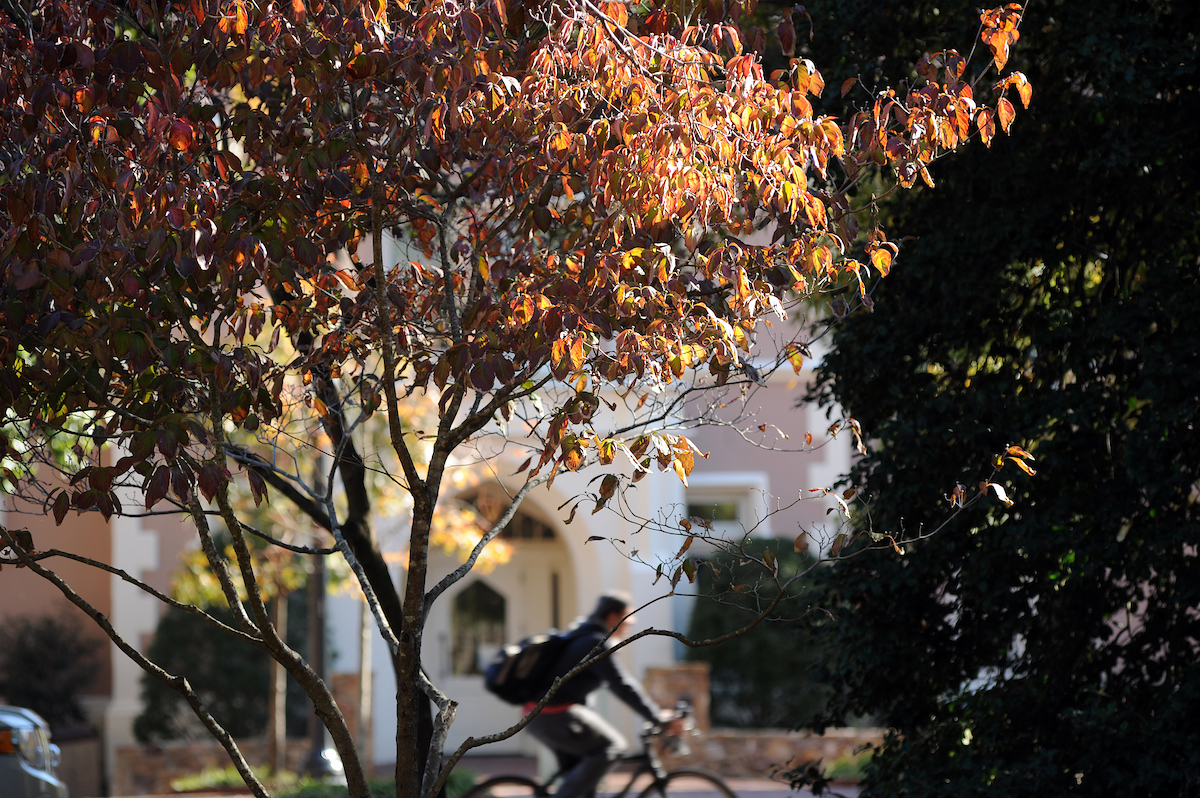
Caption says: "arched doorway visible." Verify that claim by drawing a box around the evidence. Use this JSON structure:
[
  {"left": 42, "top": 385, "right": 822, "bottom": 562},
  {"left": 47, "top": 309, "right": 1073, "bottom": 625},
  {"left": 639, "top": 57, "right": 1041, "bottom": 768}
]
[{"left": 428, "top": 483, "right": 578, "bottom": 752}]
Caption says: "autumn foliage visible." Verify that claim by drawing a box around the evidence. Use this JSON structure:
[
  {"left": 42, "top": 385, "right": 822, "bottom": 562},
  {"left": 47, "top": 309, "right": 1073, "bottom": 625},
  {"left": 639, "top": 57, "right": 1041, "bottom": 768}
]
[{"left": 0, "top": 0, "right": 1029, "bottom": 795}]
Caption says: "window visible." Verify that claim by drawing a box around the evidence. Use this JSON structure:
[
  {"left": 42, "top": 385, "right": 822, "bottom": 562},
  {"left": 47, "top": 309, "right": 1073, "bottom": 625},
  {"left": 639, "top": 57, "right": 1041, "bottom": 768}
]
[
  {"left": 461, "top": 487, "right": 556, "bottom": 540},
  {"left": 687, "top": 501, "right": 740, "bottom": 523},
  {"left": 451, "top": 581, "right": 506, "bottom": 675},
  {"left": 497, "top": 513, "right": 555, "bottom": 540}
]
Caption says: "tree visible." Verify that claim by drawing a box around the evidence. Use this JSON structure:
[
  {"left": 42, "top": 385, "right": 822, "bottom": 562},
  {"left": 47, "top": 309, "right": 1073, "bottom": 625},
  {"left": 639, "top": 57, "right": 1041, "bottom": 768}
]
[
  {"left": 0, "top": 0, "right": 1032, "bottom": 797},
  {"left": 805, "top": 1, "right": 1200, "bottom": 795},
  {"left": 0, "top": 612, "right": 101, "bottom": 732}
]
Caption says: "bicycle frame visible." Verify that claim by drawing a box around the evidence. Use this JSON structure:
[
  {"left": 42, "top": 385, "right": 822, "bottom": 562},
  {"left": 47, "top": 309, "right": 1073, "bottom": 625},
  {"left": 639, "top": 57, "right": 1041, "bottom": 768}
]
[{"left": 539, "top": 731, "right": 671, "bottom": 798}]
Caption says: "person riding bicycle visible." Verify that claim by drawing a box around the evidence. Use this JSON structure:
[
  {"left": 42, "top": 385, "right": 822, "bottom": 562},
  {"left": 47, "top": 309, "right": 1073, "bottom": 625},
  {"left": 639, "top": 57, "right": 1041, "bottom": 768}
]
[{"left": 525, "top": 592, "right": 678, "bottom": 798}]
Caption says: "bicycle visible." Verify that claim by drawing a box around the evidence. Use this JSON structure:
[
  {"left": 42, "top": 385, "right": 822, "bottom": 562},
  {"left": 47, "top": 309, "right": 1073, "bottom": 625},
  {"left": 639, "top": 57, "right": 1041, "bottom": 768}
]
[{"left": 462, "top": 713, "right": 738, "bottom": 798}]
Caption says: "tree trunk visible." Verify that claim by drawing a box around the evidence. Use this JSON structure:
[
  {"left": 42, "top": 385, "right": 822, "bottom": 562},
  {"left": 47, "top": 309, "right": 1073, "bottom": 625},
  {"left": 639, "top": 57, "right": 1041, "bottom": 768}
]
[
  {"left": 267, "top": 594, "right": 288, "bottom": 776},
  {"left": 359, "top": 599, "right": 373, "bottom": 766}
]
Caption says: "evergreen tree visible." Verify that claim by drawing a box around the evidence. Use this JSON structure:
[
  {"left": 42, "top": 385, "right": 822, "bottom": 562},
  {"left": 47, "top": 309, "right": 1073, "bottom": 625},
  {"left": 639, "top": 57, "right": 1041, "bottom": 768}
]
[
  {"left": 0, "top": 614, "right": 100, "bottom": 731},
  {"left": 135, "top": 597, "right": 310, "bottom": 743},
  {"left": 686, "top": 540, "right": 830, "bottom": 728},
  {"left": 807, "top": 1, "right": 1200, "bottom": 794}
]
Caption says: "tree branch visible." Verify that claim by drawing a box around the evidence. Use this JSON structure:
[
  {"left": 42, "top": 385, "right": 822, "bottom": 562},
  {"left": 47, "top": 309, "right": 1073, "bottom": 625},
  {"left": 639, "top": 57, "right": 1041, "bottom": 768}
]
[{"left": 0, "top": 527, "right": 273, "bottom": 798}]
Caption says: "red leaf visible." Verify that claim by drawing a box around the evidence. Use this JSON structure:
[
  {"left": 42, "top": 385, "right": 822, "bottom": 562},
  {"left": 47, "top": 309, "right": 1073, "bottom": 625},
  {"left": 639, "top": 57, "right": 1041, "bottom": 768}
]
[
  {"left": 146, "top": 467, "right": 170, "bottom": 509},
  {"left": 461, "top": 9, "right": 484, "bottom": 46},
  {"left": 52, "top": 492, "right": 70, "bottom": 525},
  {"left": 247, "top": 469, "right": 268, "bottom": 506},
  {"left": 777, "top": 16, "right": 796, "bottom": 57},
  {"left": 169, "top": 120, "right": 195, "bottom": 151},
  {"left": 198, "top": 464, "right": 222, "bottom": 502}
]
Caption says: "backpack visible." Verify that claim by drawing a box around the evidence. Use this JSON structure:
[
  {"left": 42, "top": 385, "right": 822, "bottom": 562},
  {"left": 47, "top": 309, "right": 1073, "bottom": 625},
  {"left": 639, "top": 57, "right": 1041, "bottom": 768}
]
[{"left": 483, "top": 629, "right": 580, "bottom": 705}]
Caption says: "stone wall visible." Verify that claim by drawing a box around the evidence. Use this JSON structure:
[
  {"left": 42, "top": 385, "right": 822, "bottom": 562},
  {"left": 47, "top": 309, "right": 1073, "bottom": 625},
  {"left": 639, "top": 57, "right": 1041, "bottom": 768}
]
[
  {"left": 661, "top": 728, "right": 884, "bottom": 778},
  {"left": 645, "top": 662, "right": 881, "bottom": 779},
  {"left": 112, "top": 672, "right": 366, "bottom": 795},
  {"left": 113, "top": 739, "right": 311, "bottom": 796}
]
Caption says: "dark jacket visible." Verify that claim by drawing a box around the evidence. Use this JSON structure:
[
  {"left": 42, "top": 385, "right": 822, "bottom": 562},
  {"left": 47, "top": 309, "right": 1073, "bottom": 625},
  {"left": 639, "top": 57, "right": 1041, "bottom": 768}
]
[{"left": 542, "top": 619, "right": 661, "bottom": 723}]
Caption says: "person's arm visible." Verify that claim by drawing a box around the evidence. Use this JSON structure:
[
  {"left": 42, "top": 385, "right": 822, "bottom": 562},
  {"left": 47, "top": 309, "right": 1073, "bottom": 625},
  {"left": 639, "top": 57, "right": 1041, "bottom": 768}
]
[{"left": 594, "top": 648, "right": 663, "bottom": 723}]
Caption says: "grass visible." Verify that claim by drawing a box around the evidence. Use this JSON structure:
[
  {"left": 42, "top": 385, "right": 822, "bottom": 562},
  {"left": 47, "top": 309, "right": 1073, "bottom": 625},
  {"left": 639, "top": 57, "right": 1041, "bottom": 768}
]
[{"left": 171, "top": 765, "right": 477, "bottom": 797}]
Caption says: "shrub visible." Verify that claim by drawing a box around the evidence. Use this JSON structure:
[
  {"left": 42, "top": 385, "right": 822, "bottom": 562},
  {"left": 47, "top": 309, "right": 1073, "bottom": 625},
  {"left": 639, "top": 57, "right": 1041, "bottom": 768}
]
[{"left": 0, "top": 612, "right": 101, "bottom": 731}]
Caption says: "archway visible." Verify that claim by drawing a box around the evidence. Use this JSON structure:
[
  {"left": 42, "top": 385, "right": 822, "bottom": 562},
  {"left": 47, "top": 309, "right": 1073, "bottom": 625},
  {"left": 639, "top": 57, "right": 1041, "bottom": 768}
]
[{"left": 428, "top": 482, "right": 579, "bottom": 752}]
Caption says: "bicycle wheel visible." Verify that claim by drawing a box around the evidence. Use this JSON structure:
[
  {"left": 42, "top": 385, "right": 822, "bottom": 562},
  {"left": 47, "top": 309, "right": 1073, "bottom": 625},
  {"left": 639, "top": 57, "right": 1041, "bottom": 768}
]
[
  {"left": 636, "top": 770, "right": 738, "bottom": 798},
  {"left": 463, "top": 776, "right": 548, "bottom": 798}
]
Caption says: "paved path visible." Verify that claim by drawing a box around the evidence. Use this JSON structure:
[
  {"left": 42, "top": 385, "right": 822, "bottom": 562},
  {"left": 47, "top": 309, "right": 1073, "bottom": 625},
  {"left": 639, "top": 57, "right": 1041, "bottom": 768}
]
[{"left": 113, "top": 756, "right": 860, "bottom": 798}]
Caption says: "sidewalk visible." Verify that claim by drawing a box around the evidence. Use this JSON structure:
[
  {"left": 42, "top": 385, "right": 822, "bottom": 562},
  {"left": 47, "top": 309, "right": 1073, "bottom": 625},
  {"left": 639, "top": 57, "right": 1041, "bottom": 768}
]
[
  {"left": 113, "top": 755, "right": 858, "bottom": 798},
  {"left": 462, "top": 755, "right": 858, "bottom": 798}
]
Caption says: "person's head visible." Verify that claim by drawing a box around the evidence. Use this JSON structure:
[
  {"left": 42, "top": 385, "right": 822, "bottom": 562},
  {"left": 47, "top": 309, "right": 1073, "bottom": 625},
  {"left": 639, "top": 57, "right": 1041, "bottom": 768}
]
[{"left": 589, "top": 591, "right": 635, "bottom": 635}]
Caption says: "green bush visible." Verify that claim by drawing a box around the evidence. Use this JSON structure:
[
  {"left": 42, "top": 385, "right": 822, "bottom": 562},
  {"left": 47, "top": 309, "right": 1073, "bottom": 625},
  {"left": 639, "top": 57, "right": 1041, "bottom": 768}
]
[
  {"left": 825, "top": 749, "right": 873, "bottom": 782},
  {"left": 0, "top": 613, "right": 101, "bottom": 731},
  {"left": 135, "top": 597, "right": 309, "bottom": 742},
  {"left": 685, "top": 539, "right": 831, "bottom": 728}
]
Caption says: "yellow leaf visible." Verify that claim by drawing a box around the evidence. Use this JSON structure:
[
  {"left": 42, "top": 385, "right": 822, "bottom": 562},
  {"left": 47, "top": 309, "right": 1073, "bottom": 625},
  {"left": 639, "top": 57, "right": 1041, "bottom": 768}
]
[{"left": 868, "top": 243, "right": 893, "bottom": 277}]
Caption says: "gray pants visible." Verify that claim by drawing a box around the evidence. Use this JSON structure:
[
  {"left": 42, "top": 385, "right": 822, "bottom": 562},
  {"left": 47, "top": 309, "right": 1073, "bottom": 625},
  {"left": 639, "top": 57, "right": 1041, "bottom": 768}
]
[{"left": 526, "top": 705, "right": 628, "bottom": 798}]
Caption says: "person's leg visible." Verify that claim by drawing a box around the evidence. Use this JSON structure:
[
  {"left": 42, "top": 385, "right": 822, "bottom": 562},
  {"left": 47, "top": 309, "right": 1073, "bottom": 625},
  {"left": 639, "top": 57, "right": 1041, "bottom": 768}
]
[{"left": 526, "top": 706, "right": 627, "bottom": 798}]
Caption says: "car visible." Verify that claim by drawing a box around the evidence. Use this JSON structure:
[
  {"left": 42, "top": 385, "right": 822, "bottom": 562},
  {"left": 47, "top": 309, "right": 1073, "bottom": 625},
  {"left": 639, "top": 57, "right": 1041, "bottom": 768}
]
[{"left": 0, "top": 706, "right": 68, "bottom": 798}]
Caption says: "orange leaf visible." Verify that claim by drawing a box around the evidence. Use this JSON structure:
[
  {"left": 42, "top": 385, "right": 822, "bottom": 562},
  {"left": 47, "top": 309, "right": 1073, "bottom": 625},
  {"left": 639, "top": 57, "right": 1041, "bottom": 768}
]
[
  {"left": 672, "top": 458, "right": 689, "bottom": 487},
  {"left": 1006, "top": 444, "right": 1034, "bottom": 460},
  {"left": 169, "top": 120, "right": 195, "bottom": 151},
  {"left": 868, "top": 243, "right": 893, "bottom": 277},
  {"left": 569, "top": 337, "right": 585, "bottom": 371},
  {"left": 1015, "top": 73, "right": 1033, "bottom": 107},
  {"left": 976, "top": 108, "right": 995, "bottom": 147},
  {"left": 997, "top": 97, "right": 1016, "bottom": 132},
  {"left": 1007, "top": 457, "right": 1037, "bottom": 476},
  {"left": 234, "top": 0, "right": 248, "bottom": 34}
]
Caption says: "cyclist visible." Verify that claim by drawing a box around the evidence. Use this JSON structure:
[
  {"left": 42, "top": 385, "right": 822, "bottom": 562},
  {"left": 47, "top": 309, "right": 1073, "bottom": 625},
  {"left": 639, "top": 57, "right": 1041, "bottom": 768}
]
[{"left": 525, "top": 592, "right": 679, "bottom": 798}]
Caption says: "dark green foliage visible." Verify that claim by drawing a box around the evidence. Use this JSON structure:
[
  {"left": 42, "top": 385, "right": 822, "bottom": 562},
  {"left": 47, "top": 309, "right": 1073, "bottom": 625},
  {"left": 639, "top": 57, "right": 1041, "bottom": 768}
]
[
  {"left": 0, "top": 613, "right": 100, "bottom": 731},
  {"left": 686, "top": 539, "right": 831, "bottom": 728},
  {"left": 134, "top": 595, "right": 309, "bottom": 742},
  {"left": 804, "top": 1, "right": 1200, "bottom": 795}
]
